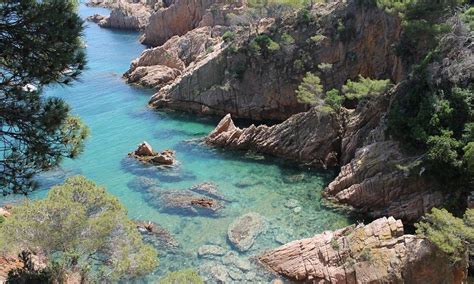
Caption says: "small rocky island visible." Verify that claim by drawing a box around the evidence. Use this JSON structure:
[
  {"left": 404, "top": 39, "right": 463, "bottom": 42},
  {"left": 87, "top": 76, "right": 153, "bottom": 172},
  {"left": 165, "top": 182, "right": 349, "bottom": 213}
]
[{"left": 128, "top": 141, "right": 177, "bottom": 166}]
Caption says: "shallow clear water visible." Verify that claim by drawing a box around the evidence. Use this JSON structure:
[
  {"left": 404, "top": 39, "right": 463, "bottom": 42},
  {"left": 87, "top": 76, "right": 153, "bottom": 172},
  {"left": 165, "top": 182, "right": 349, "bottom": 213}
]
[{"left": 5, "top": 3, "right": 352, "bottom": 282}]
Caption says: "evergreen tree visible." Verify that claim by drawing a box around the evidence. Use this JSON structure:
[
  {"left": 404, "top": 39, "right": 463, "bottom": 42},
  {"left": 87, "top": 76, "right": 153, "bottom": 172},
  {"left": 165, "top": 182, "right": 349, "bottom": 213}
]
[
  {"left": 0, "top": 0, "right": 88, "bottom": 195},
  {"left": 0, "top": 176, "right": 158, "bottom": 281}
]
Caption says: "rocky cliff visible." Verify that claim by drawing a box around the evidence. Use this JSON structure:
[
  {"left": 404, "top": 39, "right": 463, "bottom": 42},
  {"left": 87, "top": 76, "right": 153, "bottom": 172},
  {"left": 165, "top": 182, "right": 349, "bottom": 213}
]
[
  {"left": 205, "top": 83, "right": 445, "bottom": 223},
  {"left": 125, "top": 0, "right": 403, "bottom": 120},
  {"left": 141, "top": 0, "right": 245, "bottom": 46},
  {"left": 258, "top": 217, "right": 468, "bottom": 283},
  {"left": 87, "top": 0, "right": 162, "bottom": 30},
  {"left": 125, "top": 26, "right": 223, "bottom": 89}
]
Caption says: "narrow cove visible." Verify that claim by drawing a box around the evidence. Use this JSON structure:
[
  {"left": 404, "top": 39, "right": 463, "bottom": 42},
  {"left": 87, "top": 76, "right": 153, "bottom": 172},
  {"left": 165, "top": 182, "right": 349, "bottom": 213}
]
[{"left": 5, "top": 3, "right": 352, "bottom": 281}]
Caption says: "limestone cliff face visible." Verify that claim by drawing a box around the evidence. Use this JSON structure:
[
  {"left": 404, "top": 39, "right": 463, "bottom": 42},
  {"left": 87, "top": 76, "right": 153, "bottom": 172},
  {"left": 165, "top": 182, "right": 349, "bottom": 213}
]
[
  {"left": 142, "top": 1, "right": 403, "bottom": 120},
  {"left": 258, "top": 217, "right": 468, "bottom": 283}
]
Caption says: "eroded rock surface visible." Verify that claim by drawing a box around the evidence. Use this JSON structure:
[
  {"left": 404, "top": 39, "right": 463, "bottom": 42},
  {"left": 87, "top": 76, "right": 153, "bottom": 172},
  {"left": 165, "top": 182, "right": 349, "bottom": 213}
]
[
  {"left": 147, "top": 189, "right": 223, "bottom": 215},
  {"left": 128, "top": 141, "right": 177, "bottom": 166},
  {"left": 146, "top": 1, "right": 403, "bottom": 120},
  {"left": 141, "top": 0, "right": 245, "bottom": 46},
  {"left": 325, "top": 141, "right": 444, "bottom": 223},
  {"left": 259, "top": 217, "right": 468, "bottom": 283},
  {"left": 88, "top": 0, "right": 162, "bottom": 30},
  {"left": 227, "top": 212, "right": 264, "bottom": 252},
  {"left": 136, "top": 221, "right": 179, "bottom": 249},
  {"left": 124, "top": 27, "right": 222, "bottom": 89},
  {"left": 189, "top": 182, "right": 227, "bottom": 201}
]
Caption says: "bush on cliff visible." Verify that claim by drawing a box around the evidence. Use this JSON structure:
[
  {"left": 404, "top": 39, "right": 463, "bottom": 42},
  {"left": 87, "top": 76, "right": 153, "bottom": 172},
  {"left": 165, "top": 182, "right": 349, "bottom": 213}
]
[
  {"left": 342, "top": 75, "right": 392, "bottom": 101},
  {"left": 0, "top": 176, "right": 158, "bottom": 282},
  {"left": 415, "top": 208, "right": 474, "bottom": 264}
]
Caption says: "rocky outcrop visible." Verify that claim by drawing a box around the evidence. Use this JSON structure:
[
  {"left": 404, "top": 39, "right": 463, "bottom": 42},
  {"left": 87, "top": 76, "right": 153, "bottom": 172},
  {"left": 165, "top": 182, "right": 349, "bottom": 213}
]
[
  {"left": 259, "top": 217, "right": 468, "bottom": 283},
  {"left": 206, "top": 110, "right": 342, "bottom": 167},
  {"left": 86, "top": 14, "right": 107, "bottom": 24},
  {"left": 147, "top": 188, "right": 223, "bottom": 215},
  {"left": 128, "top": 141, "right": 177, "bottom": 166},
  {"left": 88, "top": 0, "right": 162, "bottom": 30},
  {"left": 227, "top": 212, "right": 264, "bottom": 252},
  {"left": 124, "top": 27, "right": 222, "bottom": 89},
  {"left": 145, "top": 1, "right": 403, "bottom": 120},
  {"left": 141, "top": 0, "right": 245, "bottom": 46},
  {"left": 206, "top": 91, "right": 389, "bottom": 168},
  {"left": 324, "top": 141, "right": 444, "bottom": 223}
]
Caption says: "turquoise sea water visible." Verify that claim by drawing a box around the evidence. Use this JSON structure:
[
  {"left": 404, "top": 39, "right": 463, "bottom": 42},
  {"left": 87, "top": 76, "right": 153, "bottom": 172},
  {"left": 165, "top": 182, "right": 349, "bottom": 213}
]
[{"left": 5, "top": 4, "right": 352, "bottom": 282}]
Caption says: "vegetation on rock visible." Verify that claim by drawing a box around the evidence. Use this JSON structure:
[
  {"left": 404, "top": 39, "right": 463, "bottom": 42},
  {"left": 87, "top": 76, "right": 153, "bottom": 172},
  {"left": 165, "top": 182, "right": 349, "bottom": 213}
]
[
  {"left": 416, "top": 208, "right": 474, "bottom": 264},
  {"left": 0, "top": 176, "right": 158, "bottom": 281}
]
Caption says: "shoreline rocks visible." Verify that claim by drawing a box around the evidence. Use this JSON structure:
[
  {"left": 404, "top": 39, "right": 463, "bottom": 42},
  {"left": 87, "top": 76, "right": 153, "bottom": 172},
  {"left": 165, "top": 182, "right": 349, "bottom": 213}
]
[
  {"left": 128, "top": 141, "right": 177, "bottom": 166},
  {"left": 227, "top": 212, "right": 264, "bottom": 252},
  {"left": 258, "top": 217, "right": 468, "bottom": 283},
  {"left": 136, "top": 221, "right": 179, "bottom": 249}
]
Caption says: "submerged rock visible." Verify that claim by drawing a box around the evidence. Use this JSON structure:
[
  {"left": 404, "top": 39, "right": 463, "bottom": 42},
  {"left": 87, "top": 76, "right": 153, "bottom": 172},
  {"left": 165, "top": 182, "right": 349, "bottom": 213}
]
[
  {"left": 188, "top": 182, "right": 227, "bottom": 201},
  {"left": 197, "top": 245, "right": 226, "bottom": 258},
  {"left": 128, "top": 141, "right": 177, "bottom": 166},
  {"left": 86, "top": 14, "right": 107, "bottom": 24},
  {"left": 127, "top": 176, "right": 160, "bottom": 192},
  {"left": 136, "top": 221, "right": 179, "bottom": 249},
  {"left": 227, "top": 212, "right": 264, "bottom": 252},
  {"left": 148, "top": 189, "right": 223, "bottom": 216},
  {"left": 258, "top": 217, "right": 468, "bottom": 283}
]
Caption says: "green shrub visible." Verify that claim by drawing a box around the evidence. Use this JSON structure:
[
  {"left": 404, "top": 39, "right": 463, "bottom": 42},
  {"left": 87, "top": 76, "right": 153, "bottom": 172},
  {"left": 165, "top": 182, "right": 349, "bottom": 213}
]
[
  {"left": 318, "top": 62, "right": 333, "bottom": 72},
  {"left": 324, "top": 89, "right": 344, "bottom": 111},
  {"left": 462, "top": 7, "right": 474, "bottom": 31},
  {"left": 159, "top": 269, "right": 204, "bottom": 284},
  {"left": 416, "top": 208, "right": 474, "bottom": 264},
  {"left": 281, "top": 32, "right": 295, "bottom": 44},
  {"left": 297, "top": 8, "right": 311, "bottom": 24},
  {"left": 296, "top": 72, "right": 323, "bottom": 105},
  {"left": 0, "top": 176, "right": 158, "bottom": 281},
  {"left": 222, "top": 31, "right": 235, "bottom": 42},
  {"left": 250, "top": 34, "right": 280, "bottom": 57},
  {"left": 0, "top": 215, "right": 4, "bottom": 224},
  {"left": 388, "top": 81, "right": 473, "bottom": 181},
  {"left": 310, "top": 34, "right": 326, "bottom": 43},
  {"left": 342, "top": 75, "right": 391, "bottom": 101}
]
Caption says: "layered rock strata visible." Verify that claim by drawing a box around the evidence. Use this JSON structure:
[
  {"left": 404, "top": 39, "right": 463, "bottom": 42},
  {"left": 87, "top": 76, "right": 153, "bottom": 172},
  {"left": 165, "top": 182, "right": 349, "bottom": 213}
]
[
  {"left": 142, "top": 1, "right": 403, "bottom": 120},
  {"left": 258, "top": 217, "right": 468, "bottom": 283}
]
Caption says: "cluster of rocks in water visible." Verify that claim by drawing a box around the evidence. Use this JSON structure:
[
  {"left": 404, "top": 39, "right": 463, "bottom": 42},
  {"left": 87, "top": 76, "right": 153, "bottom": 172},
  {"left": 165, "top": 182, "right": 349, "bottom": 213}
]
[{"left": 128, "top": 141, "right": 177, "bottom": 166}]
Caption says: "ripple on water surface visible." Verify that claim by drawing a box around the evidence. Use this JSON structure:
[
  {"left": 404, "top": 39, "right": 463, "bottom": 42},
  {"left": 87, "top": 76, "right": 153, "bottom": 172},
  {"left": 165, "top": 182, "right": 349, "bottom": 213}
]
[{"left": 10, "top": 3, "right": 353, "bottom": 282}]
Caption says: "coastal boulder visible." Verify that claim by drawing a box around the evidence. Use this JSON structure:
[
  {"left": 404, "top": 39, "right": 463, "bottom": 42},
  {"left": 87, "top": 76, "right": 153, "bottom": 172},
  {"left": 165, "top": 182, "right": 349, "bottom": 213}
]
[
  {"left": 227, "top": 212, "right": 264, "bottom": 252},
  {"left": 258, "top": 217, "right": 468, "bottom": 283},
  {"left": 128, "top": 141, "right": 177, "bottom": 166}
]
